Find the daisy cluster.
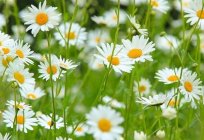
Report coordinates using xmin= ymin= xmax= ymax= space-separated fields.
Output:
xmin=0 ymin=0 xmax=204 ymax=140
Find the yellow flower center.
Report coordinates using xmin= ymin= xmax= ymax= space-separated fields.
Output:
xmin=197 ymin=10 xmax=204 ymax=19
xmin=107 ymin=55 xmax=120 ymax=66
xmin=36 ymin=12 xmax=48 ymax=25
xmin=139 ymin=85 xmax=146 ymax=93
xmin=167 ymin=75 xmax=179 ymax=82
xmin=128 ymin=49 xmax=143 ymax=58
xmin=112 ymin=15 xmax=118 ymax=21
xmin=27 ymin=93 xmax=37 ymax=99
xmin=95 ymin=37 xmax=101 ymax=43
xmin=65 ymin=32 xmax=76 ymax=40
xmin=184 ymin=81 xmax=193 ymax=92
xmin=76 ymin=127 xmax=83 ymax=132
xmin=17 ymin=115 xmax=25 ymax=124
xmin=98 ymin=118 xmax=112 ymax=132
xmin=47 ymin=65 xmax=57 ymax=74
xmin=151 ymin=0 xmax=159 ymax=7
xmin=168 ymin=99 xmax=176 ymax=107
xmin=14 ymin=72 xmax=25 ymax=84
xmin=2 ymin=56 xmax=13 ymax=67
xmin=47 ymin=121 xmax=53 ymax=126
xmin=16 ymin=49 xmax=24 ymax=58
xmin=2 ymin=47 xmax=10 ymax=55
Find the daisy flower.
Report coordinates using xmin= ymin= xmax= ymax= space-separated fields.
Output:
xmin=150 ymin=0 xmax=170 ymax=14
xmin=0 ymin=56 xmax=15 ymax=76
xmin=127 ymin=15 xmax=148 ymax=36
xmin=162 ymin=107 xmax=177 ymax=120
xmin=174 ymin=0 xmax=191 ymax=11
xmin=67 ymin=123 xmax=88 ymax=137
xmin=0 ymin=14 xmax=6 ymax=29
xmin=3 ymin=107 xmax=38 ymax=133
xmin=103 ymin=9 xmax=126 ymax=27
xmin=155 ymin=35 xmax=180 ymax=52
xmin=6 ymin=100 xmax=31 ymax=110
xmin=39 ymin=55 xmax=65 ymax=81
xmin=122 ymin=35 xmax=155 ymax=63
xmin=0 ymin=133 xmax=11 ymax=140
xmin=56 ymin=137 xmax=72 ymax=140
xmin=91 ymin=16 xmax=107 ymax=25
xmin=87 ymin=29 xmax=110 ymax=48
xmin=20 ymin=86 xmax=45 ymax=100
xmin=179 ymin=69 xmax=202 ymax=108
xmin=155 ymin=67 xmax=181 ymax=84
xmin=59 ymin=56 xmax=78 ymax=71
xmin=134 ymin=78 xmax=151 ymax=96
xmin=13 ymin=40 xmax=34 ymax=65
xmin=136 ymin=94 xmax=168 ymax=107
xmin=55 ymin=22 xmax=87 ymax=47
xmin=156 ymin=130 xmax=165 ymax=139
xmin=102 ymin=96 xmax=125 ymax=109
xmin=23 ymin=0 xmax=61 ymax=37
xmin=38 ymin=113 xmax=64 ymax=129
xmin=95 ymin=43 xmax=134 ymax=74
xmin=86 ymin=105 xmax=124 ymax=140
xmin=134 ymin=131 xmax=147 ymax=140
xmin=0 ymin=31 xmax=14 ymax=47
xmin=7 ymin=61 xmax=35 ymax=89
xmin=184 ymin=0 xmax=204 ymax=30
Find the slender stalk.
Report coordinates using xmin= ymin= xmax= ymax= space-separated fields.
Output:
xmin=46 ymin=33 xmax=56 ymax=139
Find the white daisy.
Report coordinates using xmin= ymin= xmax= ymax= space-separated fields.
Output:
xmin=6 ymin=100 xmax=31 ymax=110
xmin=39 ymin=55 xmax=65 ymax=81
xmin=95 ymin=43 xmax=134 ymax=74
xmin=56 ymin=137 xmax=72 ymax=140
xmin=23 ymin=0 xmax=61 ymax=37
xmin=134 ymin=131 xmax=147 ymax=140
xmin=13 ymin=40 xmax=34 ymax=65
xmin=150 ymin=0 xmax=170 ymax=14
xmin=67 ymin=123 xmax=88 ymax=137
xmin=179 ymin=69 xmax=202 ymax=108
xmin=136 ymin=93 xmax=168 ymax=107
xmin=3 ymin=107 xmax=38 ymax=133
xmin=155 ymin=35 xmax=180 ymax=52
xmin=122 ymin=35 xmax=155 ymax=63
xmin=38 ymin=113 xmax=64 ymax=129
xmin=134 ymin=78 xmax=151 ymax=96
xmin=55 ymin=22 xmax=87 ymax=47
xmin=59 ymin=56 xmax=78 ymax=71
xmin=0 ymin=133 xmax=11 ymax=140
xmin=20 ymin=86 xmax=45 ymax=100
xmin=103 ymin=9 xmax=126 ymax=27
xmin=155 ymin=67 xmax=181 ymax=84
xmin=91 ymin=16 xmax=107 ymax=25
xmin=86 ymin=105 xmax=124 ymax=140
xmin=127 ymin=15 xmax=148 ymax=36
xmin=87 ymin=29 xmax=110 ymax=48
xmin=162 ymin=107 xmax=177 ymax=120
xmin=102 ymin=96 xmax=125 ymax=109
xmin=184 ymin=0 xmax=204 ymax=29
xmin=0 ymin=14 xmax=6 ymax=29
xmin=0 ymin=55 xmax=15 ymax=76
xmin=174 ymin=0 xmax=191 ymax=11
xmin=7 ymin=61 xmax=35 ymax=89
xmin=0 ymin=31 xmax=14 ymax=47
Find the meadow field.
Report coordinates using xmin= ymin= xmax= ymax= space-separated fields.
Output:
xmin=0 ymin=0 xmax=204 ymax=140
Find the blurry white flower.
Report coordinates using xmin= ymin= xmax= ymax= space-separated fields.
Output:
xmin=102 ymin=96 xmax=125 ymax=109
xmin=0 ymin=14 xmax=6 ymax=29
xmin=134 ymin=78 xmax=151 ymax=96
xmin=134 ymin=131 xmax=147 ymax=140
xmin=20 ymin=86 xmax=45 ymax=100
xmin=151 ymin=0 xmax=170 ymax=13
xmin=0 ymin=133 xmax=11 ymax=140
xmin=156 ymin=130 xmax=165 ymax=139
xmin=162 ymin=107 xmax=177 ymax=120
xmin=67 ymin=123 xmax=88 ymax=137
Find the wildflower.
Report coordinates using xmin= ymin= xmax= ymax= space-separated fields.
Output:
xmin=86 ymin=105 xmax=124 ymax=140
xmin=0 ymin=133 xmax=11 ymax=140
xmin=162 ymin=107 xmax=177 ymax=120
xmin=150 ymin=0 xmax=170 ymax=14
xmin=67 ymin=123 xmax=88 ymax=137
xmin=20 ymin=86 xmax=45 ymax=100
xmin=122 ymin=35 xmax=155 ymax=63
xmin=102 ymin=96 xmax=125 ymax=109
xmin=156 ymin=130 xmax=165 ymax=139
xmin=134 ymin=131 xmax=147 ymax=140
xmin=23 ymin=0 xmax=61 ymax=37
xmin=134 ymin=78 xmax=151 ymax=96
